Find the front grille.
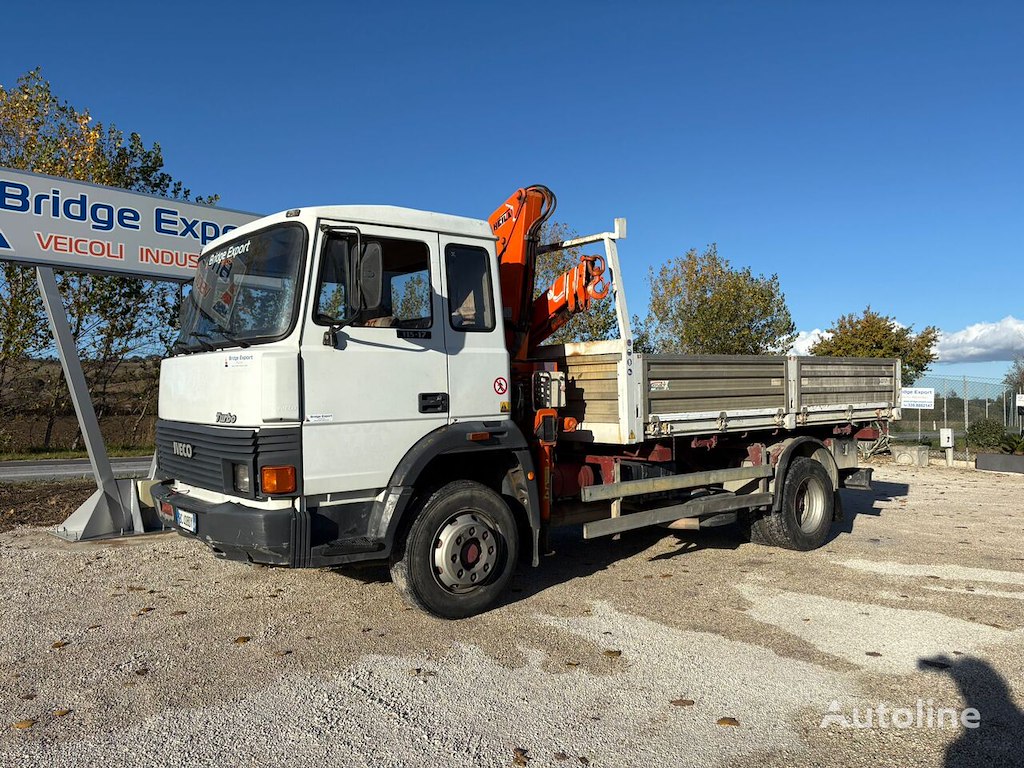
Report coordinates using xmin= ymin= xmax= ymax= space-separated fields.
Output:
xmin=155 ymin=420 xmax=301 ymax=497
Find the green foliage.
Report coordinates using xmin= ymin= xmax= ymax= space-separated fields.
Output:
xmin=0 ymin=68 xmax=214 ymax=448
xmin=1000 ymin=433 xmax=1024 ymax=456
xmin=809 ymin=307 xmax=938 ymax=385
xmin=966 ymin=418 xmax=1007 ymax=450
xmin=1004 ymin=356 xmax=1024 ymax=394
xmin=535 ymin=222 xmax=618 ymax=345
xmin=635 ymin=244 xmax=796 ymax=355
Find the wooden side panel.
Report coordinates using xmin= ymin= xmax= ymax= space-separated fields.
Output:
xmin=562 ymin=352 xmax=622 ymax=425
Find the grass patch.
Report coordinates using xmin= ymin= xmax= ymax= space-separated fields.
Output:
xmin=0 ymin=446 xmax=155 ymax=462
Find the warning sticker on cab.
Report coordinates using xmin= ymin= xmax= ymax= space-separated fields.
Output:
xmin=649 ymin=380 xmax=670 ymax=391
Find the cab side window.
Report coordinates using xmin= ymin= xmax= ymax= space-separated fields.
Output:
xmin=314 ymin=235 xmax=432 ymax=329
xmin=445 ymin=244 xmax=495 ymax=332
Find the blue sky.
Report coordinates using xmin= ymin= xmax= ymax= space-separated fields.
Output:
xmin=3 ymin=1 xmax=1022 ymax=379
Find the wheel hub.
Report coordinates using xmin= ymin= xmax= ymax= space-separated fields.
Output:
xmin=433 ymin=512 xmax=499 ymax=592
xmin=795 ymin=477 xmax=827 ymax=533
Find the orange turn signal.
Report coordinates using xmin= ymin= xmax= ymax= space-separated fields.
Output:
xmin=260 ymin=465 xmax=296 ymax=495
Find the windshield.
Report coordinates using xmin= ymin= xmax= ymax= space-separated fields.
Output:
xmin=173 ymin=224 xmax=306 ymax=352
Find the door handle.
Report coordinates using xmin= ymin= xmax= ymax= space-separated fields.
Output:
xmin=418 ymin=392 xmax=449 ymax=413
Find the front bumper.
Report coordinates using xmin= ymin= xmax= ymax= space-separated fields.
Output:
xmin=151 ymin=482 xmax=295 ymax=566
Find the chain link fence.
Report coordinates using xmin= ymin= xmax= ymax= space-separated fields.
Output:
xmin=890 ymin=374 xmax=1022 ymax=461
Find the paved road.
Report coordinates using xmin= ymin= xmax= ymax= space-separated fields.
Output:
xmin=0 ymin=456 xmax=153 ymax=482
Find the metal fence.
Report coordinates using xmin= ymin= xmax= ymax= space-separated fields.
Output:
xmin=890 ymin=373 xmax=1021 ymax=460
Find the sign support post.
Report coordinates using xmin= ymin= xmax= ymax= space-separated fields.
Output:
xmin=36 ymin=266 xmax=146 ymax=540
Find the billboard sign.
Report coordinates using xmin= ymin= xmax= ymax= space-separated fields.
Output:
xmin=900 ymin=387 xmax=935 ymax=410
xmin=0 ymin=167 xmax=260 ymax=281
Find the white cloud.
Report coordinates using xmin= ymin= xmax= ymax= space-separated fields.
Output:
xmin=935 ymin=316 xmax=1024 ymax=363
xmin=790 ymin=315 xmax=1024 ymax=364
xmin=789 ymin=328 xmax=830 ymax=356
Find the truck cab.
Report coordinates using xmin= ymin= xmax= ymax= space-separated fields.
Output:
xmin=153 ymin=207 xmax=536 ymax=615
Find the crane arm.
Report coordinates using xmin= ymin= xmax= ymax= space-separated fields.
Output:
xmin=488 ymin=185 xmax=556 ymax=361
xmin=489 ymin=184 xmax=611 ymax=358
xmin=528 ymin=254 xmax=609 ymax=353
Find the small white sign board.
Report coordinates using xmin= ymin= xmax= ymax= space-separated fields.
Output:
xmin=1017 ymin=394 xmax=1024 ymax=409
xmin=900 ymin=387 xmax=935 ymax=410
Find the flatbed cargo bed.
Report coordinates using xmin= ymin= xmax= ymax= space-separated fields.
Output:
xmin=536 ymin=340 xmax=901 ymax=444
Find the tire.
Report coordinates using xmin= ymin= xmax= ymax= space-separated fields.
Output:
xmin=741 ymin=507 xmax=782 ymax=546
xmin=757 ymin=457 xmax=835 ymax=551
xmin=389 ymin=480 xmax=519 ymax=619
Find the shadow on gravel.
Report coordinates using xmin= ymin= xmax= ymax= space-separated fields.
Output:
xmin=329 ymin=481 xmax=909 ymax=611
xmin=500 ymin=524 xmax=742 ymax=607
xmin=918 ymin=654 xmax=1024 ymax=768
xmin=330 ymin=523 xmax=741 ymax=611
xmin=827 ymin=480 xmax=910 ymax=542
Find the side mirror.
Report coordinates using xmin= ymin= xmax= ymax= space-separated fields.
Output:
xmin=359 ymin=242 xmax=383 ymax=312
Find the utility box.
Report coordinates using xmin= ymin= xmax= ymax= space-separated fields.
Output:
xmin=939 ymin=428 xmax=954 ymax=449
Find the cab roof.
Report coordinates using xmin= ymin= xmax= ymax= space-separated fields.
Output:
xmin=205 ymin=205 xmax=494 ymax=252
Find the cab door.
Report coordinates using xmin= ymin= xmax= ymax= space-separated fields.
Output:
xmin=439 ymin=236 xmax=510 ymax=424
xmin=299 ymin=222 xmax=448 ymax=496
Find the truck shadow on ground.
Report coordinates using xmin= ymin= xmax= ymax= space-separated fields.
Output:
xmin=330 ymin=524 xmax=743 ymax=606
xmin=828 ymin=480 xmax=909 ymax=542
xmin=333 ymin=482 xmax=910 ymax=608
xmin=917 ymin=654 xmax=1024 ymax=768
xmin=502 ymin=523 xmax=745 ymax=606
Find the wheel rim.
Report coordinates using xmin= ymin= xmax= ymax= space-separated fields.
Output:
xmin=795 ymin=475 xmax=828 ymax=533
xmin=432 ymin=511 xmax=503 ymax=593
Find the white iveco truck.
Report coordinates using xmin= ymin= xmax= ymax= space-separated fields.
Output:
xmin=153 ymin=186 xmax=899 ymax=618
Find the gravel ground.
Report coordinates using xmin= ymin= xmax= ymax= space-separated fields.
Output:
xmin=1 ymin=463 xmax=1022 ymax=767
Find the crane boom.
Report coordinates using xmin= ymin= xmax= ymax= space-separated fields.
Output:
xmin=488 ymin=184 xmax=610 ymax=359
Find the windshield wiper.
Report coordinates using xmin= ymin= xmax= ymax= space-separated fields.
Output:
xmin=186 ymin=295 xmax=251 ymax=348
xmin=173 ymin=331 xmax=217 ymax=353
xmin=212 ymin=328 xmax=250 ymax=348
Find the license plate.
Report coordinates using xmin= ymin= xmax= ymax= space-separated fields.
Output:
xmin=176 ymin=509 xmax=196 ymax=533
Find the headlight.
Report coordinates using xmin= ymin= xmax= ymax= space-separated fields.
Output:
xmin=233 ymin=463 xmax=251 ymax=493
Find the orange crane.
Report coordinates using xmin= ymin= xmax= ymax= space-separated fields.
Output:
xmin=487 ymin=185 xmax=609 ymax=362
xmin=487 ymin=185 xmax=611 ymax=532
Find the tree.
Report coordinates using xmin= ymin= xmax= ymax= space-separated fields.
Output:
xmin=809 ymin=307 xmax=938 ymax=385
xmin=635 ymin=244 xmax=796 ymax=355
xmin=534 ymin=221 xmax=618 ymax=345
xmin=1004 ymin=356 xmax=1024 ymax=394
xmin=0 ymin=68 xmax=215 ymax=449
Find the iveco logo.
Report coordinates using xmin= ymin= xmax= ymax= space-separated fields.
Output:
xmin=171 ymin=441 xmax=194 ymax=458
xmin=216 ymin=412 xmax=237 ymax=424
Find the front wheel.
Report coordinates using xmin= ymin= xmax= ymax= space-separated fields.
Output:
xmin=389 ymin=480 xmax=519 ymax=619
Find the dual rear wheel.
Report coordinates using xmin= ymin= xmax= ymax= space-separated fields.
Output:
xmin=746 ymin=457 xmax=835 ymax=550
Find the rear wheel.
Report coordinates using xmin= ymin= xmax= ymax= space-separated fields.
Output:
xmin=389 ymin=480 xmax=518 ymax=619
xmin=747 ymin=457 xmax=834 ymax=550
